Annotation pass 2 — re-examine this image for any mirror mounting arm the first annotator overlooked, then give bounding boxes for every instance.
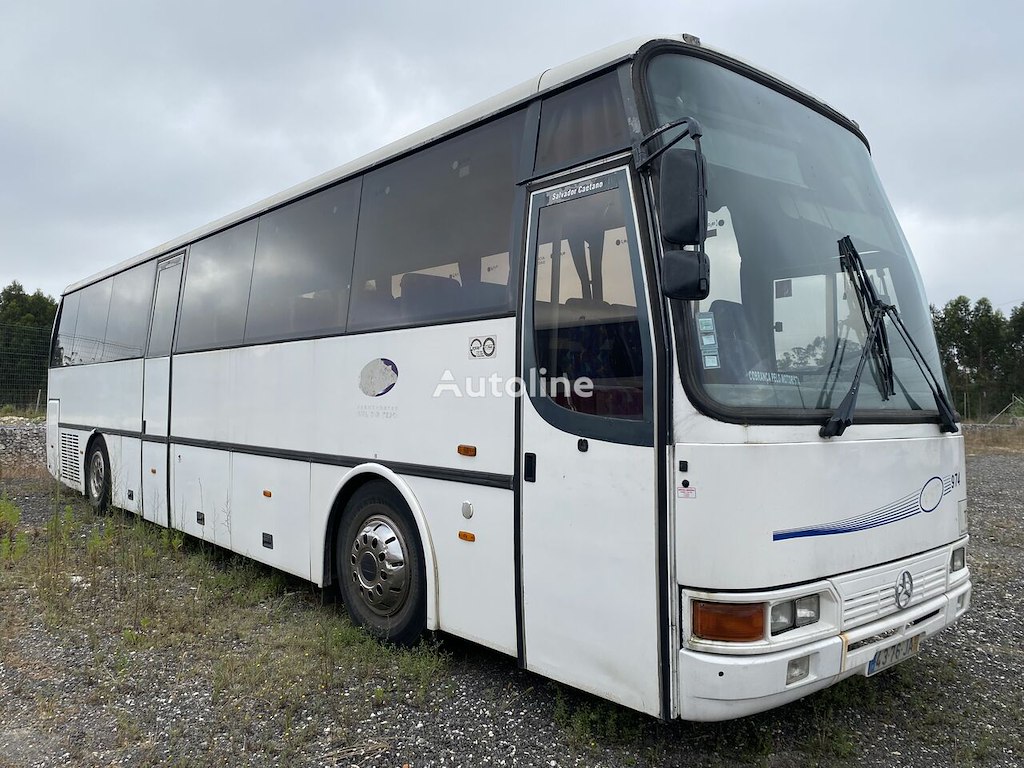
[634,116,704,173]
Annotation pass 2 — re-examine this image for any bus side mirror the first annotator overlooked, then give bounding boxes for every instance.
[662,249,710,300]
[659,148,707,247]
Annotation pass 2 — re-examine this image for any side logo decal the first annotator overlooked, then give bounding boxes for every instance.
[773,475,954,541]
[359,358,399,397]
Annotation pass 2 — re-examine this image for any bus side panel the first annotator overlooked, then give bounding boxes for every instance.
[230,453,311,580]
[170,319,515,475]
[171,350,243,446]
[313,318,516,475]
[48,359,144,434]
[104,435,142,515]
[404,477,516,656]
[47,360,144,502]
[171,444,232,550]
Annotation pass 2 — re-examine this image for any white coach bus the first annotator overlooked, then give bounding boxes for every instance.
[46,34,970,721]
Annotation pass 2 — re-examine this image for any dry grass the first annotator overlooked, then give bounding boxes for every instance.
[963,425,1024,454]
[0,476,449,766]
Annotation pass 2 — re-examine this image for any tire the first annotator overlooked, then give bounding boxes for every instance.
[85,437,111,511]
[336,481,426,646]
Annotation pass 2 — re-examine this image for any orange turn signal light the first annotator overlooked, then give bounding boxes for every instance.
[457,444,477,457]
[692,600,765,642]
[458,531,476,542]
[263,490,272,498]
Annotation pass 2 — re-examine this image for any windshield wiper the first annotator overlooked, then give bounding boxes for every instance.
[820,236,958,438]
[819,236,894,437]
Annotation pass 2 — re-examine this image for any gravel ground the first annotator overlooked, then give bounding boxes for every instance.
[1,423,1021,768]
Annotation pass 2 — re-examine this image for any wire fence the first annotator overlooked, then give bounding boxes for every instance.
[0,323,51,410]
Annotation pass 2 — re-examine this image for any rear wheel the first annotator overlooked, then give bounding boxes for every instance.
[336,481,426,645]
[86,438,111,511]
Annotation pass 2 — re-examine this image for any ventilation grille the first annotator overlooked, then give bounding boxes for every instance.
[833,549,949,630]
[60,431,81,485]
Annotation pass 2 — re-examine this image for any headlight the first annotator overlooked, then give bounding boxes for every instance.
[950,547,966,572]
[770,594,821,635]
[770,601,795,635]
[795,594,820,626]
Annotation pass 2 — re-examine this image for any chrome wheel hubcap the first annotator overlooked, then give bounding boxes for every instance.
[89,451,105,500]
[349,513,408,616]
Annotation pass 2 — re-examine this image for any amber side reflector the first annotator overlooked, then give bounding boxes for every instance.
[692,600,765,642]
[263,490,272,498]
[150,468,157,475]
[458,531,476,542]
[457,444,477,457]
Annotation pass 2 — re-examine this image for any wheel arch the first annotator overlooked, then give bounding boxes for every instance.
[320,464,439,631]
[83,429,106,487]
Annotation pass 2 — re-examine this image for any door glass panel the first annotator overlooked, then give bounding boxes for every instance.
[148,258,183,357]
[532,182,646,420]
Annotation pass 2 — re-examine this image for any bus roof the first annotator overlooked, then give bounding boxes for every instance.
[63,34,856,295]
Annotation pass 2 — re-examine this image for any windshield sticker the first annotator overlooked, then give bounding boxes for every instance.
[773,475,955,541]
[545,175,618,206]
[696,312,719,369]
[746,370,800,386]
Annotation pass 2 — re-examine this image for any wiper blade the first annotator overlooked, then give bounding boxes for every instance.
[841,235,896,400]
[820,237,894,438]
[820,236,958,438]
[819,300,891,438]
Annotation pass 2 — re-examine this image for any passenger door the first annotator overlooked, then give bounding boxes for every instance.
[519,167,663,715]
[141,254,183,526]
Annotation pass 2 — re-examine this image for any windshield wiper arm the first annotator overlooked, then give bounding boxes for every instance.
[820,236,958,437]
[820,236,896,438]
[882,303,960,434]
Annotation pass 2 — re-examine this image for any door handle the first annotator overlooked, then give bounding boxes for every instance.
[524,452,536,483]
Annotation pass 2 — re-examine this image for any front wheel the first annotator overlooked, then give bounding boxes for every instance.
[336,481,426,645]
[86,438,111,511]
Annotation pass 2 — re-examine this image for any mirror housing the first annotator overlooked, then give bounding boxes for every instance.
[662,249,710,300]
[659,148,707,247]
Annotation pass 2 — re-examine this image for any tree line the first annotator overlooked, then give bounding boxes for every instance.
[0,281,57,408]
[931,297,1024,421]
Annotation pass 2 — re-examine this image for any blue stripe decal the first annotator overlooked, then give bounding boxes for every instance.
[773,475,952,541]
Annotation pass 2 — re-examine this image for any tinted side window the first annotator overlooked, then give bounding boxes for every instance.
[176,221,258,352]
[103,261,157,362]
[244,181,359,344]
[348,109,525,331]
[72,279,113,365]
[535,72,629,174]
[50,291,80,367]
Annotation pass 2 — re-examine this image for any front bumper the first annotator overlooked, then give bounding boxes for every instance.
[677,576,971,721]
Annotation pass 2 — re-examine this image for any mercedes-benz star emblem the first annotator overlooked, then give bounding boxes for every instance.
[894,570,914,609]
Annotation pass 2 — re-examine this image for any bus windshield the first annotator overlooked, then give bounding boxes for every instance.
[645,53,950,418]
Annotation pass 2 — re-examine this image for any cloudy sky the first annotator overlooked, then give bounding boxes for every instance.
[2,1,1021,313]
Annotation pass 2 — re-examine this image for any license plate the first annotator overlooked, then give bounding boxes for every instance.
[866,633,922,675]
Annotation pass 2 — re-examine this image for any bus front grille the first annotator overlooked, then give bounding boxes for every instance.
[833,549,949,630]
